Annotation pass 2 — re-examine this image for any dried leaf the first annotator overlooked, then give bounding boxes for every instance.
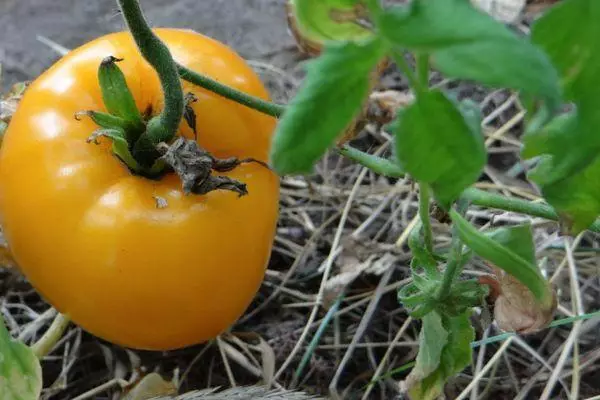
[366,90,415,126]
[1,81,29,121]
[0,241,16,269]
[229,333,276,388]
[218,337,262,378]
[323,238,397,304]
[121,373,177,400]
[480,268,557,334]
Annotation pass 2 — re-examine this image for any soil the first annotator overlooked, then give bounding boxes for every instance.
[0,0,296,90]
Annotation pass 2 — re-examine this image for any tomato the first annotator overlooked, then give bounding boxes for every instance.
[0,29,280,350]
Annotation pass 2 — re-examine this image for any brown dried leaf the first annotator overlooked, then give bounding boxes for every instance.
[121,372,178,400]
[367,90,415,126]
[0,243,17,269]
[480,268,557,334]
[217,336,262,378]
[323,238,398,306]
[229,332,276,388]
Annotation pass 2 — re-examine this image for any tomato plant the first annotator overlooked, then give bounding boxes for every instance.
[0,27,280,350]
[270,0,599,398]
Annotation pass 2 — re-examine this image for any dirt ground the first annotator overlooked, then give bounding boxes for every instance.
[0,0,296,90]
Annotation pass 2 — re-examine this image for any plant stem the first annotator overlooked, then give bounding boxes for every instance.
[31,313,70,358]
[419,183,433,254]
[338,144,600,233]
[177,65,286,118]
[117,0,184,144]
[338,145,404,177]
[461,187,555,219]
[416,53,429,89]
[436,200,469,300]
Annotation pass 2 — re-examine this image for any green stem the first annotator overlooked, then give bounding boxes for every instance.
[338,145,404,177]
[177,65,285,118]
[31,313,70,358]
[436,200,469,300]
[416,53,429,89]
[461,187,557,221]
[338,145,600,233]
[419,183,433,254]
[117,0,184,144]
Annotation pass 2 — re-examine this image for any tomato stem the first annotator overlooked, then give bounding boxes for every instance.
[418,183,434,255]
[117,0,184,146]
[177,64,286,118]
[339,144,600,233]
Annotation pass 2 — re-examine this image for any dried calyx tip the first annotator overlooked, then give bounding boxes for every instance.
[156,137,269,197]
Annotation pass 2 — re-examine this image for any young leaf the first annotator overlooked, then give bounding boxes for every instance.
[0,319,43,400]
[376,0,561,110]
[406,312,448,384]
[270,37,387,175]
[449,211,554,309]
[405,311,474,400]
[391,90,486,208]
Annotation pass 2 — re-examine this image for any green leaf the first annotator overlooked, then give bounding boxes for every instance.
[407,312,474,400]
[411,312,449,379]
[289,0,373,45]
[270,37,387,175]
[377,0,561,110]
[521,0,600,230]
[536,156,600,234]
[523,0,600,183]
[391,90,486,208]
[524,109,600,233]
[450,210,554,308]
[531,0,600,109]
[0,318,43,400]
[485,224,536,265]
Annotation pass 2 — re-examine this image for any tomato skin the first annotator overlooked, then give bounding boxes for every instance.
[0,29,279,350]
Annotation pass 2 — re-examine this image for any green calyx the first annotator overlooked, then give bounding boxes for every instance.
[78,56,174,178]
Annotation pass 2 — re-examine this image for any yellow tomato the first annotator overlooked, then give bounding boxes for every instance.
[0,29,280,350]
